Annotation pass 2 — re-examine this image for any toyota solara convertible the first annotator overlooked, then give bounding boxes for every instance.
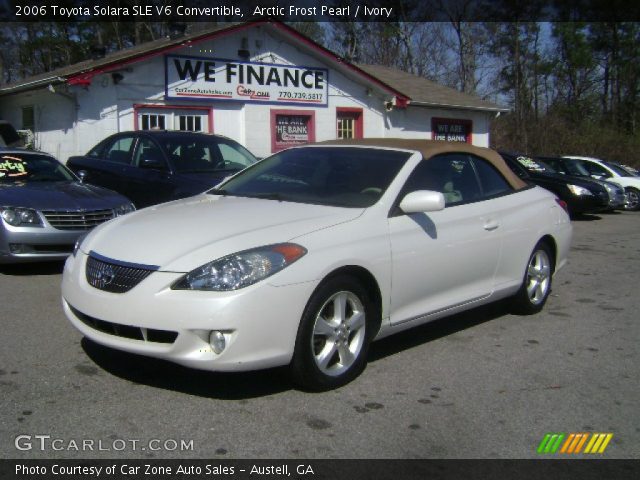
[62,139,572,390]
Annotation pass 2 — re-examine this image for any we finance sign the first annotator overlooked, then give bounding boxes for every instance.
[165,55,329,107]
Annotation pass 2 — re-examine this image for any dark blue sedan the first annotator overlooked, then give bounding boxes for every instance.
[67,131,258,208]
[1,149,134,263]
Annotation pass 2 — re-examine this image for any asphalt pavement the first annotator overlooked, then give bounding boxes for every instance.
[1,211,638,459]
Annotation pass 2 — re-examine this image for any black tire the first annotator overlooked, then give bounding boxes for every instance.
[624,187,640,211]
[290,275,375,391]
[511,241,554,315]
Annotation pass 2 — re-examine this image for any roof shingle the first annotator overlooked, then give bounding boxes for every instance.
[357,64,508,112]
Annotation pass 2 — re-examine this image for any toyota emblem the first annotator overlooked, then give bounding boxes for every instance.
[94,264,115,288]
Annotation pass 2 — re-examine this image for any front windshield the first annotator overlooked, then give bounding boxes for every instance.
[161,137,257,174]
[563,159,592,176]
[544,157,591,176]
[213,147,411,208]
[0,153,75,183]
[605,161,635,177]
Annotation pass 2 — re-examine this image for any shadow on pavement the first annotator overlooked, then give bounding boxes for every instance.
[82,337,292,399]
[369,300,511,362]
[570,213,602,222]
[0,260,65,276]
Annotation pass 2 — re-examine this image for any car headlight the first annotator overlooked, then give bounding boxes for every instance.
[114,203,135,217]
[0,207,43,227]
[172,243,307,291]
[567,184,594,196]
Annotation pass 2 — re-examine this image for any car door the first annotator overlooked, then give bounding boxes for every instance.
[69,134,137,195]
[388,153,504,325]
[121,136,178,208]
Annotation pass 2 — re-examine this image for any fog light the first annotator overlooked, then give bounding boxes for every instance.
[210,331,226,354]
[9,243,28,254]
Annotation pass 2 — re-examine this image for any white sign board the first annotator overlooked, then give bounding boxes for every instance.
[165,55,329,107]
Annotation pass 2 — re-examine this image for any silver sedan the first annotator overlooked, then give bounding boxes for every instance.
[1,149,134,263]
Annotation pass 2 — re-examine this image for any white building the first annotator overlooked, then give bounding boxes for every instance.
[0,21,507,161]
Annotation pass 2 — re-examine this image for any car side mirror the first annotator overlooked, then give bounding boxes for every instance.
[400,190,445,213]
[140,157,165,170]
[77,170,87,183]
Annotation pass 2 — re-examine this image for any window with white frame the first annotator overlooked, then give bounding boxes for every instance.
[337,116,355,139]
[176,114,203,132]
[336,109,362,139]
[136,107,209,133]
[140,113,166,130]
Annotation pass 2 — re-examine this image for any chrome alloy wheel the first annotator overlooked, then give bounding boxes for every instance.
[311,291,366,377]
[625,188,640,210]
[526,249,551,305]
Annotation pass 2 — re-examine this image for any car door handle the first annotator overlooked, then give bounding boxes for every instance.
[483,219,500,231]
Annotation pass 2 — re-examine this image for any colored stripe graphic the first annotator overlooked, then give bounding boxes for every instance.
[537,433,565,453]
[564,433,587,453]
[584,433,613,454]
[539,433,614,454]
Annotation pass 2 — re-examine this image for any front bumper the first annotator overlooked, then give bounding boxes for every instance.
[0,224,81,263]
[566,194,609,215]
[61,252,318,372]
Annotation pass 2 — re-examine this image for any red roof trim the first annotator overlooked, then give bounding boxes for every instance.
[66,21,264,87]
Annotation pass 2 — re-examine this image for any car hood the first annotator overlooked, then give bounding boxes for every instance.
[82,194,364,272]
[173,170,237,188]
[0,181,130,210]
[528,171,603,191]
[552,173,607,191]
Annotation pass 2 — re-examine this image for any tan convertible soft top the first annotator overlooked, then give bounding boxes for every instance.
[315,138,527,190]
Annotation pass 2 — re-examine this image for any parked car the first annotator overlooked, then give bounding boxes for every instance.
[536,156,627,211]
[610,162,639,177]
[0,121,22,147]
[499,152,611,217]
[562,156,640,211]
[1,149,134,263]
[62,139,572,390]
[67,131,258,208]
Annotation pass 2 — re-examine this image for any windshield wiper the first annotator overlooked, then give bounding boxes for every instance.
[208,188,229,195]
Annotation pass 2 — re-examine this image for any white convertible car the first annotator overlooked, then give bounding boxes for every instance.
[62,139,572,390]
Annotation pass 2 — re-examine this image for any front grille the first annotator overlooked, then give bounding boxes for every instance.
[86,253,158,293]
[31,244,74,253]
[69,305,178,344]
[42,209,114,230]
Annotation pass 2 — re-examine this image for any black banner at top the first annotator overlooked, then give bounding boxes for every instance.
[2,0,640,22]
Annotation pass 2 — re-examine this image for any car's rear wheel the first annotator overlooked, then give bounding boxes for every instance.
[511,241,554,315]
[624,187,640,211]
[290,275,373,391]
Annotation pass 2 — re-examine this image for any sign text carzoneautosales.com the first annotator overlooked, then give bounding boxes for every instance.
[166,55,329,107]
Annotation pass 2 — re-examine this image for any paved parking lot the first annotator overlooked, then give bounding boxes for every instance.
[1,211,638,459]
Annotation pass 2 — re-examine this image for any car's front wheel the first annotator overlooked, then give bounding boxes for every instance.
[511,241,554,315]
[624,187,640,211]
[290,275,374,391]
